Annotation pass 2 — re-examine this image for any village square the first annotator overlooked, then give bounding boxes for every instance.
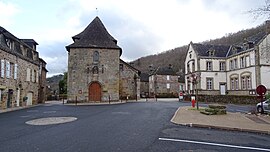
[0,1,270,151]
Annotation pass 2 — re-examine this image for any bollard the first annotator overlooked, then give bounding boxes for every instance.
[62,98,64,105]
[75,96,77,106]
[109,95,111,104]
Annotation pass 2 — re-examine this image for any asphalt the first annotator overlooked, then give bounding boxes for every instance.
[171,106,270,135]
[1,99,269,135]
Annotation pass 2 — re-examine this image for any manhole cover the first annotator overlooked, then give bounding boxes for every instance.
[26,117,77,125]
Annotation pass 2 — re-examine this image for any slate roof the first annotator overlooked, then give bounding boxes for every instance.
[153,66,177,75]
[66,17,122,53]
[0,26,40,65]
[191,43,230,58]
[227,31,267,57]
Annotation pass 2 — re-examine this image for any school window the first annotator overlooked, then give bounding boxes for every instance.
[230,60,234,70]
[231,78,234,90]
[206,61,212,71]
[241,75,251,90]
[187,63,190,73]
[241,77,246,90]
[240,56,246,68]
[219,62,225,71]
[206,78,213,90]
[235,78,239,90]
[246,55,250,67]
[234,58,238,69]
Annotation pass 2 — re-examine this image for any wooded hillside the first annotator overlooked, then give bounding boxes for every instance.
[130,22,266,74]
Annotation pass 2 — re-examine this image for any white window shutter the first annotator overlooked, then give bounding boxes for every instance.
[14,64,18,79]
[26,68,30,81]
[36,71,39,83]
[6,61,10,78]
[32,69,35,82]
[1,60,5,78]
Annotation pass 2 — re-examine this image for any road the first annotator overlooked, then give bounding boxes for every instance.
[0,100,269,152]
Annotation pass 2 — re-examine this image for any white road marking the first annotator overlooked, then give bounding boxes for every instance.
[159,137,270,151]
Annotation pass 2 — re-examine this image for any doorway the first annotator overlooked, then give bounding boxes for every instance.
[89,82,101,102]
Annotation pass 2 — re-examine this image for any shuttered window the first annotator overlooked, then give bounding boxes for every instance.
[1,60,5,78]
[14,64,18,79]
[26,68,30,81]
[6,61,10,78]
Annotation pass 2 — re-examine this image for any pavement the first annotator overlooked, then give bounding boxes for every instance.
[171,106,270,134]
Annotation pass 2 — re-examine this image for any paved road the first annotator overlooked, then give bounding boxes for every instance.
[0,101,269,152]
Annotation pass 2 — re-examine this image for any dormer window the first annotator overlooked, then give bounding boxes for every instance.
[6,39,12,50]
[208,49,215,56]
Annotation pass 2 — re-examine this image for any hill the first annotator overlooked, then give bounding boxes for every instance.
[130,22,266,74]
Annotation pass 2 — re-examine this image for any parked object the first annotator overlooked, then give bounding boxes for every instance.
[257,99,270,113]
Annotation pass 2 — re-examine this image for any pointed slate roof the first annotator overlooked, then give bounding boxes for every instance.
[66,16,122,53]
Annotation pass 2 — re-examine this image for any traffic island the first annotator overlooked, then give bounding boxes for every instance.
[171,106,270,134]
[200,104,227,115]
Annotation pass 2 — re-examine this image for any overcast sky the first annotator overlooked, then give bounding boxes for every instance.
[0,0,267,77]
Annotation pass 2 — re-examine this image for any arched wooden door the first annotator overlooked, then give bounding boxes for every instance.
[89,82,101,102]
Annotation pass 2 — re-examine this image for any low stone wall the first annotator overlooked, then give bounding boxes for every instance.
[184,95,259,105]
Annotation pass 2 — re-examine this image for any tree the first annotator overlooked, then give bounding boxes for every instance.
[247,0,270,20]
[59,72,67,94]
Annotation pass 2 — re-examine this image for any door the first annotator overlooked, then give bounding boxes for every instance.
[89,82,101,102]
[26,92,33,106]
[7,89,13,108]
[220,84,226,95]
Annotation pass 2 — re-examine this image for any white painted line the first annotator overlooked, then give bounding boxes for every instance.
[159,137,270,151]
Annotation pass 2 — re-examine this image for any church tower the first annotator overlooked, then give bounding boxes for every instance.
[66,17,122,102]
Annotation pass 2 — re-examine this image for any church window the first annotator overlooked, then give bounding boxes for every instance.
[92,66,98,74]
[93,51,99,63]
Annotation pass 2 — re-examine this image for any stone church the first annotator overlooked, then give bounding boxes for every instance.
[66,16,140,102]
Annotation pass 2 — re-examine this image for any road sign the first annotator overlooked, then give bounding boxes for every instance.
[256,85,267,96]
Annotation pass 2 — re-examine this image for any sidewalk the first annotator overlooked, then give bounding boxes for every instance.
[0,105,39,114]
[171,106,270,134]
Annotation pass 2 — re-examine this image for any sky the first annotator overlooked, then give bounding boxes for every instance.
[0,0,267,77]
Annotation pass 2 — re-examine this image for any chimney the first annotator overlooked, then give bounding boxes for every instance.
[265,20,270,34]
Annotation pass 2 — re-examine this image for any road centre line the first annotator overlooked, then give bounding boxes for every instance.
[159,137,270,151]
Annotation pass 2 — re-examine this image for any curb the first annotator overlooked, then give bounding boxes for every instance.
[171,107,270,135]
[171,122,270,135]
[0,104,41,114]
[64,101,127,106]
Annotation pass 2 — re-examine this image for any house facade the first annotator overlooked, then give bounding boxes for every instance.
[0,26,47,109]
[185,22,270,96]
[66,16,140,102]
[139,73,149,97]
[149,66,180,97]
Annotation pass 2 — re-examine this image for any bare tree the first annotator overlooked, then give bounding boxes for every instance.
[247,0,270,20]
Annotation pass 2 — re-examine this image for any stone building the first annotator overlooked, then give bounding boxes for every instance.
[185,21,270,96]
[0,26,47,109]
[66,16,140,102]
[139,73,149,97]
[149,66,180,97]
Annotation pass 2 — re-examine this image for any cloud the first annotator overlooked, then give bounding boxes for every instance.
[0,1,20,26]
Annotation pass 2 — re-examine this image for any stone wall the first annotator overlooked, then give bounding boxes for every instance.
[119,62,140,100]
[184,94,258,105]
[67,48,120,102]
[140,81,149,97]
